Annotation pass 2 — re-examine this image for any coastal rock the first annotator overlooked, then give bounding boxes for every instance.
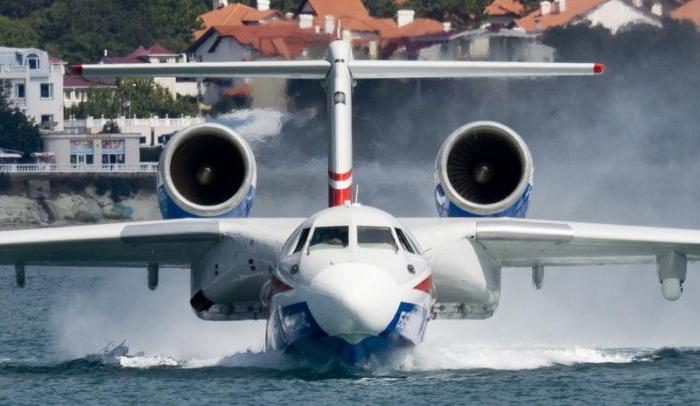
[0,196,43,226]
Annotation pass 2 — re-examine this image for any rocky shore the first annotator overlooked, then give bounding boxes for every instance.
[0,187,160,228]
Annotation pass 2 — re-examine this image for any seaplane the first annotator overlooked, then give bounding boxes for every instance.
[4,40,700,364]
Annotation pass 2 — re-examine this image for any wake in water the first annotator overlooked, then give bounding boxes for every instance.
[51,341,687,374]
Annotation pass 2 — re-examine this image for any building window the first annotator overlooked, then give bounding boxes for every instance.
[70,140,94,166]
[101,140,125,165]
[15,53,22,65]
[40,83,53,99]
[15,83,25,99]
[26,54,40,70]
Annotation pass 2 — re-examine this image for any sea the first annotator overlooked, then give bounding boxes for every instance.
[2,267,700,405]
[4,106,700,404]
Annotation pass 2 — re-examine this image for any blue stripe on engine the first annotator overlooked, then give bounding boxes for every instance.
[435,183,531,218]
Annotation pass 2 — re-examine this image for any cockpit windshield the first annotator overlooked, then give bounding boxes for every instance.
[357,226,397,250]
[309,226,349,251]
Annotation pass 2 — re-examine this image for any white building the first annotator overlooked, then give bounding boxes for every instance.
[410,29,555,62]
[0,47,65,131]
[63,76,114,108]
[42,132,142,167]
[64,115,206,146]
[516,0,662,34]
[102,43,199,98]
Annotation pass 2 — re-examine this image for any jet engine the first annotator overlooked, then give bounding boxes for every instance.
[158,123,256,219]
[435,121,533,218]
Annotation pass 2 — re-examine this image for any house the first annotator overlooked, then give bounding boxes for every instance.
[189,20,331,106]
[400,29,555,62]
[295,0,449,58]
[63,76,113,108]
[102,43,198,98]
[188,0,448,106]
[0,47,65,131]
[63,115,205,146]
[670,0,700,27]
[485,0,526,28]
[195,1,281,40]
[516,0,662,33]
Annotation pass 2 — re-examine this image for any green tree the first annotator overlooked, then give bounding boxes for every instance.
[0,16,40,48]
[366,0,399,18]
[406,0,491,28]
[65,79,198,119]
[31,0,153,63]
[0,82,43,156]
[0,0,54,19]
[142,0,209,53]
[100,120,121,134]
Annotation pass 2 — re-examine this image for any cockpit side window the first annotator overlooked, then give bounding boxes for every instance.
[309,226,349,251]
[358,226,398,250]
[293,228,310,253]
[395,228,415,254]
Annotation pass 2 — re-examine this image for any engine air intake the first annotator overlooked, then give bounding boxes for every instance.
[159,123,256,218]
[436,121,533,217]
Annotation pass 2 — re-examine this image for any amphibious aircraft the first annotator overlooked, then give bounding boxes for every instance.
[3,40,699,363]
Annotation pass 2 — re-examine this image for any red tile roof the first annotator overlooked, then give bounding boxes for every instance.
[64,76,110,87]
[223,84,251,97]
[670,0,700,26]
[196,3,280,39]
[144,43,177,55]
[49,55,65,64]
[515,0,607,32]
[302,0,370,18]
[127,46,149,59]
[103,43,178,64]
[486,0,525,16]
[208,21,332,59]
[390,18,445,38]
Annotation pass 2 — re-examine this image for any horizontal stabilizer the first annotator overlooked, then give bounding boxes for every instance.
[348,60,605,79]
[73,60,604,80]
[73,60,331,79]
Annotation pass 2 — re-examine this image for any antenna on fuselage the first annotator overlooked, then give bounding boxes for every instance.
[354,184,359,204]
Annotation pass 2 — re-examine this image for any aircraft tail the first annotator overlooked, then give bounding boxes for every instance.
[72,41,603,208]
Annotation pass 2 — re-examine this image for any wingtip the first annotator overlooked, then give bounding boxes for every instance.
[593,63,606,74]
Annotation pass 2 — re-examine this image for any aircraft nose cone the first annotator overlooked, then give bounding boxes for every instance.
[307,263,400,344]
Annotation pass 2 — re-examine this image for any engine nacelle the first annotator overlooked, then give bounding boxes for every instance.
[435,121,533,217]
[158,123,256,219]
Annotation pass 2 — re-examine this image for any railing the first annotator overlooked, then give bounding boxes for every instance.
[8,98,27,107]
[0,65,29,74]
[64,116,206,130]
[0,163,159,174]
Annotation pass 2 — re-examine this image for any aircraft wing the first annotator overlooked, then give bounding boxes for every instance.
[73,60,332,79]
[348,61,604,79]
[0,218,300,268]
[403,217,700,267]
[402,217,700,305]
